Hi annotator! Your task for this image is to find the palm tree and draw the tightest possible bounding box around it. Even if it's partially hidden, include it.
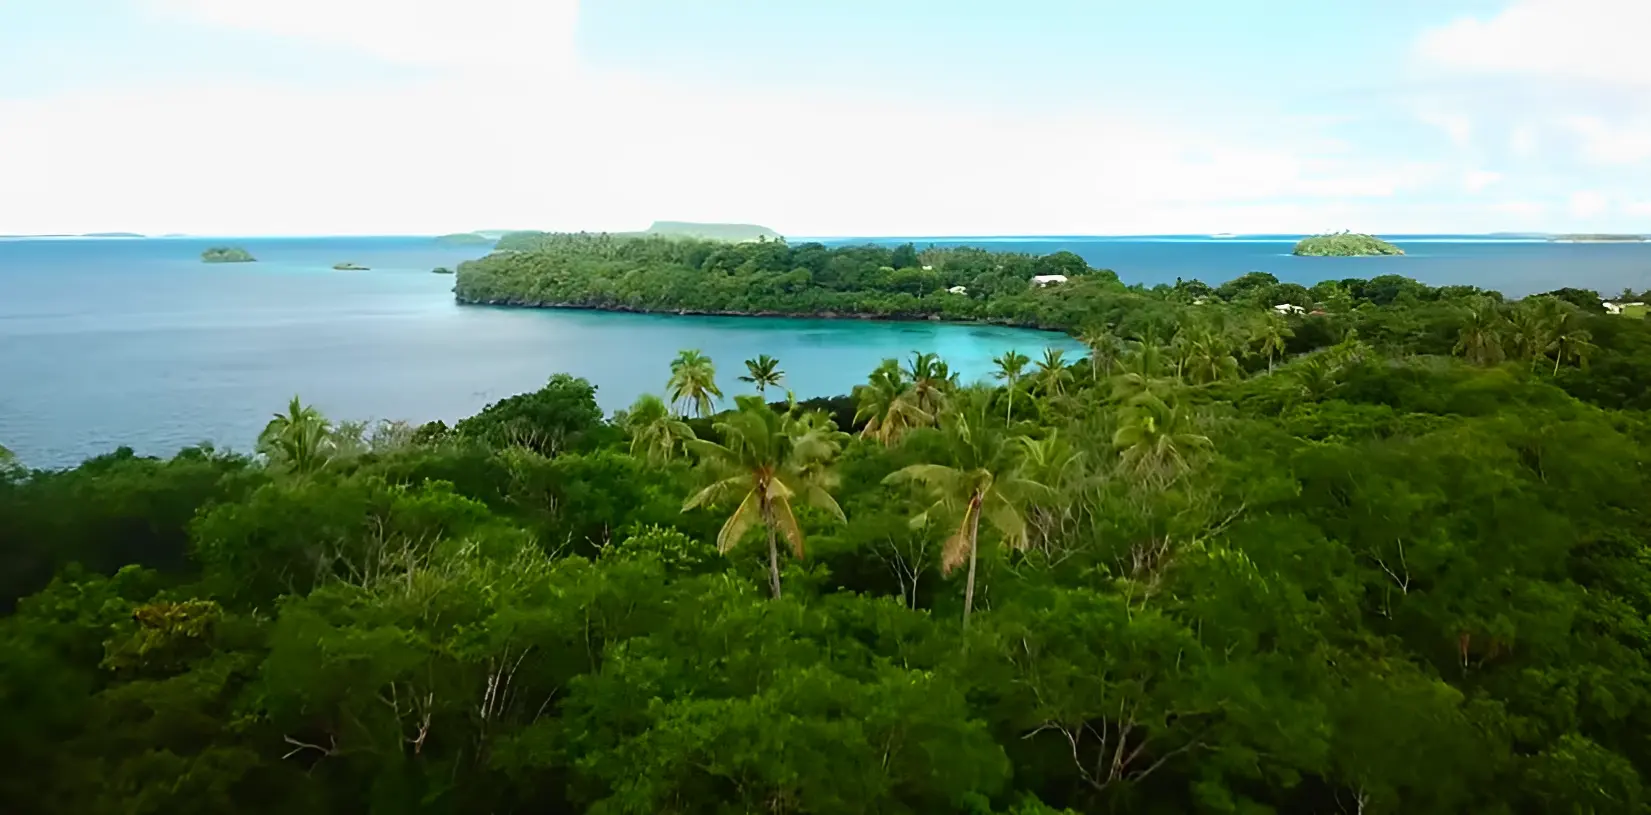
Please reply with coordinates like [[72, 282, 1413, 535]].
[[738, 354, 785, 397], [1113, 334, 1176, 404], [1508, 298, 1562, 368], [258, 396, 335, 474], [903, 351, 956, 418], [1078, 325, 1125, 380], [1112, 394, 1211, 488], [992, 350, 1031, 422], [1546, 313, 1597, 375], [621, 393, 696, 464], [683, 396, 846, 598], [883, 388, 1052, 630], [1033, 348, 1073, 398], [1292, 353, 1344, 402], [667, 349, 723, 417], [1453, 300, 1507, 367], [1250, 313, 1293, 373], [1016, 431, 1090, 553], [1181, 326, 1241, 385], [853, 359, 931, 445]]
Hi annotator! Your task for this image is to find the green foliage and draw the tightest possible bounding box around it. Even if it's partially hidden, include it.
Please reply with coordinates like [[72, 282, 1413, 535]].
[[5, 257, 1651, 814], [454, 373, 607, 456], [1291, 232, 1405, 257], [200, 246, 255, 263]]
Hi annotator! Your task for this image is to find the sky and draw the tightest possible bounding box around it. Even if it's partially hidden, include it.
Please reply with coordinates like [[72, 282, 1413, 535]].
[[0, 0, 1648, 236]]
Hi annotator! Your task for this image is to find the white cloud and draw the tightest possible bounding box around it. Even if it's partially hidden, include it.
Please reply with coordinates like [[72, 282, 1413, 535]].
[[1559, 115, 1651, 165], [1625, 201, 1651, 217], [1464, 169, 1502, 192], [0, 0, 1462, 236], [1418, 111, 1474, 148], [1492, 200, 1547, 217], [147, 0, 580, 77], [1416, 0, 1651, 86], [1509, 126, 1539, 158], [0, 76, 1439, 236], [1568, 190, 1610, 219]]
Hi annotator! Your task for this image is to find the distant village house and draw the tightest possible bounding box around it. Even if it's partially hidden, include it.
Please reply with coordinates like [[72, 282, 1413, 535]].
[[947, 285, 968, 295], [1604, 301, 1643, 315], [1273, 303, 1306, 315], [1031, 274, 1068, 287]]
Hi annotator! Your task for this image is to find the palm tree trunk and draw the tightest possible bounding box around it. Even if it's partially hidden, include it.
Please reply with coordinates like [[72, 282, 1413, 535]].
[[762, 499, 783, 599], [1006, 386, 1014, 423], [961, 494, 983, 631], [1553, 351, 1562, 376]]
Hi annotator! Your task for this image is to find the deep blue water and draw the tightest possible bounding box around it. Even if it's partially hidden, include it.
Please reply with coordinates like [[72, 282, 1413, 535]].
[[816, 235, 1651, 299], [3, 234, 1648, 469]]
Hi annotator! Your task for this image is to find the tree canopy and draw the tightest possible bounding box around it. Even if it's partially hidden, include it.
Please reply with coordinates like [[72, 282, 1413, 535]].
[[3, 256, 1651, 814], [1291, 232, 1405, 257]]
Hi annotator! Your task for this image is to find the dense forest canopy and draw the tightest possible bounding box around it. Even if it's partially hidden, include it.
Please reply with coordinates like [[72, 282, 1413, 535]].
[[4, 239, 1651, 813], [1291, 232, 1405, 257], [494, 222, 781, 252]]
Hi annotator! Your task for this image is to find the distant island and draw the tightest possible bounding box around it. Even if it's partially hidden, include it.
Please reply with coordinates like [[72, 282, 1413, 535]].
[[432, 266, 455, 274], [201, 247, 256, 263], [82, 232, 145, 238], [1292, 232, 1405, 257], [332, 262, 370, 271], [495, 221, 782, 252], [435, 233, 498, 246], [1551, 234, 1646, 243]]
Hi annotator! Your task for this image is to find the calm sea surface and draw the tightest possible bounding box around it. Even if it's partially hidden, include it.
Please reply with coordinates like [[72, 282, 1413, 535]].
[[2, 235, 1647, 468]]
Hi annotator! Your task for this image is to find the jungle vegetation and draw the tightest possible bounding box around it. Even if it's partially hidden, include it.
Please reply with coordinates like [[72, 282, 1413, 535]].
[[3, 249, 1651, 813]]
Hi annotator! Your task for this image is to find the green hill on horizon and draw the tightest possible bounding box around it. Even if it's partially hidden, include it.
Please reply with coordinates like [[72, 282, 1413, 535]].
[[493, 221, 782, 252]]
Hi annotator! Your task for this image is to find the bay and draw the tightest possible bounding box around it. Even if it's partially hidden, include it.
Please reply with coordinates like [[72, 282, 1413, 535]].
[[0, 237, 1080, 468], [3, 234, 1648, 469]]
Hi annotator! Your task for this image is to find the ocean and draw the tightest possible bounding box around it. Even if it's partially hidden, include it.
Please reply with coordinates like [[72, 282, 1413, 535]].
[[2, 235, 1647, 469]]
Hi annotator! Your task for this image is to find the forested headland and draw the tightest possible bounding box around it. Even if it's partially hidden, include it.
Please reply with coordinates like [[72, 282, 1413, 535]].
[[1291, 232, 1405, 257], [5, 238, 1651, 813]]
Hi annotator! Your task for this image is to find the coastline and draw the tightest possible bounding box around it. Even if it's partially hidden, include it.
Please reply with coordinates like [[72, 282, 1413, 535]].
[[452, 295, 1078, 336]]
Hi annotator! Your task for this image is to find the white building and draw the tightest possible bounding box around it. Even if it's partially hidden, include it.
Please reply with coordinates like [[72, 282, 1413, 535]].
[[1605, 301, 1643, 314], [1273, 303, 1306, 315], [1031, 274, 1068, 287], [947, 285, 968, 295]]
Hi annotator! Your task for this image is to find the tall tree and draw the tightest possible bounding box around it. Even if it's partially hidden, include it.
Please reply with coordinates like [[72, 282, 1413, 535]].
[[884, 388, 1051, 629], [1114, 335, 1176, 404], [1509, 298, 1563, 369], [1250, 312, 1293, 373], [621, 393, 697, 464], [1453, 300, 1507, 367], [992, 350, 1031, 422], [667, 349, 723, 417], [1112, 394, 1211, 487], [1034, 348, 1074, 398], [738, 354, 785, 397], [1547, 312, 1598, 375], [683, 396, 846, 598], [257, 396, 335, 474], [854, 359, 931, 445], [1079, 325, 1125, 380], [903, 351, 957, 419]]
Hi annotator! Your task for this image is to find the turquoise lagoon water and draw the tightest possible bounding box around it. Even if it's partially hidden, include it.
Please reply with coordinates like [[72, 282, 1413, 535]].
[[0, 237, 1081, 468], [2, 234, 1647, 468]]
